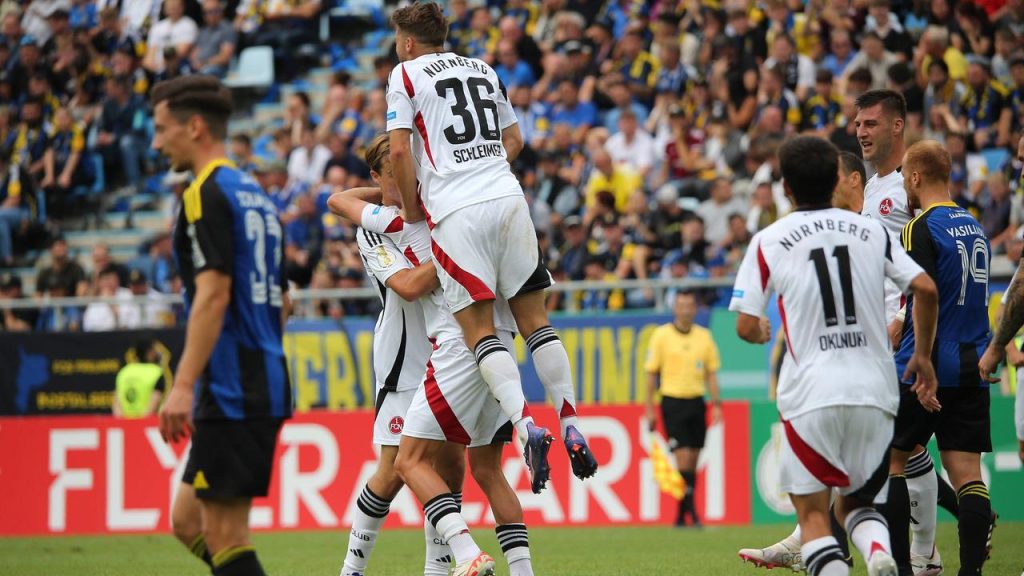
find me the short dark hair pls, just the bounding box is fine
[150,75,232,140]
[292,91,311,109]
[779,136,839,206]
[927,58,949,75]
[887,62,913,85]
[855,88,907,121]
[815,68,834,84]
[847,67,873,87]
[391,2,447,46]
[838,151,866,184]
[231,133,251,147]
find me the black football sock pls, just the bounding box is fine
[882,474,912,575]
[680,470,698,524]
[188,534,214,567]
[937,473,960,518]
[829,501,852,564]
[956,481,991,576]
[212,546,267,576]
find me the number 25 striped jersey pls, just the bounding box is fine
[729,208,924,420]
[386,53,522,224]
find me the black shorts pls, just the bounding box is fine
[661,396,707,450]
[182,418,283,500]
[892,386,991,453]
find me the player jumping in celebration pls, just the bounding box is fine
[330,136,538,576]
[385,2,597,494]
[895,140,993,576]
[730,136,940,576]
[153,76,291,576]
[331,134,467,576]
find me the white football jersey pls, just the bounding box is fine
[862,167,911,324]
[397,219,517,344]
[358,204,431,392]
[386,53,523,224]
[729,208,924,419]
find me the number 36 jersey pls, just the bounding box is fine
[729,208,924,419]
[386,53,522,224]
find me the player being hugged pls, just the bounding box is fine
[730,136,940,576]
[385,1,597,494]
[152,75,291,576]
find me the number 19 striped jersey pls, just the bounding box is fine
[729,208,924,419]
[386,53,522,224]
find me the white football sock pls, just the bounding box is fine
[423,515,451,575]
[496,523,533,576]
[475,336,534,443]
[801,536,849,576]
[845,507,891,564]
[789,523,802,544]
[905,451,939,557]
[341,485,390,575]
[527,327,579,437]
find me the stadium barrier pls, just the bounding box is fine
[1,399,1020,536]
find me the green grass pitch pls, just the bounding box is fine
[2,524,1022,575]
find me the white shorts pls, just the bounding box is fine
[431,196,552,313]
[403,334,513,447]
[372,387,416,447]
[778,405,893,498]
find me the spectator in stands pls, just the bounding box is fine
[88,242,127,288]
[844,32,899,92]
[143,0,197,75]
[124,269,172,328]
[714,213,752,275]
[557,215,587,281]
[287,124,330,186]
[865,0,913,57]
[677,214,709,268]
[0,273,35,330]
[991,27,1017,87]
[10,36,45,96]
[190,0,236,78]
[821,29,856,79]
[91,7,135,60]
[36,236,86,297]
[96,74,146,189]
[247,0,322,80]
[463,6,498,60]
[747,181,781,234]
[2,96,49,217]
[961,56,1013,150]
[660,105,713,198]
[34,273,81,331]
[82,265,134,331]
[494,40,535,90]
[916,25,968,85]
[284,91,314,147]
[983,172,1014,253]
[579,252,623,311]
[41,8,71,65]
[229,133,259,174]
[40,107,89,219]
[69,0,97,32]
[613,29,659,105]
[152,46,195,83]
[532,149,578,219]
[605,109,656,180]
[108,41,149,96]
[128,232,175,294]
[498,13,543,79]
[697,178,746,247]
[585,149,641,214]
[764,34,814,101]
[284,192,323,287]
[604,76,650,131]
[551,78,598,144]
[756,64,801,134]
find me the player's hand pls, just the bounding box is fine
[159,385,194,444]
[978,344,1004,384]
[710,404,723,425]
[904,353,941,412]
[1007,346,1024,368]
[887,319,904,351]
[756,317,772,344]
[645,405,657,432]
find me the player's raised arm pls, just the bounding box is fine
[327,187,383,225]
[389,130,420,222]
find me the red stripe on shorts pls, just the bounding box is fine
[782,418,849,488]
[424,360,471,444]
[431,239,495,302]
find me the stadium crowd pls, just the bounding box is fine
[1,0,1024,332]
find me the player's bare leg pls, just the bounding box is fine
[454,300,552,493]
[791,490,851,575]
[509,289,598,480]
[202,497,265,575]
[424,443,468,576]
[940,450,991,576]
[834,495,898,576]
[672,447,700,527]
[171,482,211,568]
[469,444,534,576]
[881,448,913,574]
[341,445,407,576]
[394,436,494,575]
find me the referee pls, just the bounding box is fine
[153,76,291,576]
[645,290,722,527]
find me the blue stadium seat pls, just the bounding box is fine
[223,46,275,89]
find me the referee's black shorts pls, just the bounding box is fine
[182,418,284,500]
[660,396,707,450]
[891,385,991,453]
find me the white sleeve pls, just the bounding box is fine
[386,65,415,132]
[359,204,403,235]
[728,235,771,317]
[357,229,410,285]
[176,19,198,44]
[883,231,925,294]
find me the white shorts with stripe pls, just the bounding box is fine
[372,387,416,447]
[778,405,893,497]
[430,196,552,314]
[402,332,514,447]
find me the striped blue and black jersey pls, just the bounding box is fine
[173,159,292,420]
[894,202,991,388]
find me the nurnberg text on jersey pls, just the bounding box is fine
[779,218,872,251]
[453,142,504,163]
[422,56,490,78]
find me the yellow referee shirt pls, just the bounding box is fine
[644,324,720,399]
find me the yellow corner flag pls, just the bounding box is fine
[647,429,686,501]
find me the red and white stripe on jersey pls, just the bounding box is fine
[729,208,924,420]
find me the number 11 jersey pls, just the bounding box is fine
[386,53,522,224]
[729,208,924,420]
